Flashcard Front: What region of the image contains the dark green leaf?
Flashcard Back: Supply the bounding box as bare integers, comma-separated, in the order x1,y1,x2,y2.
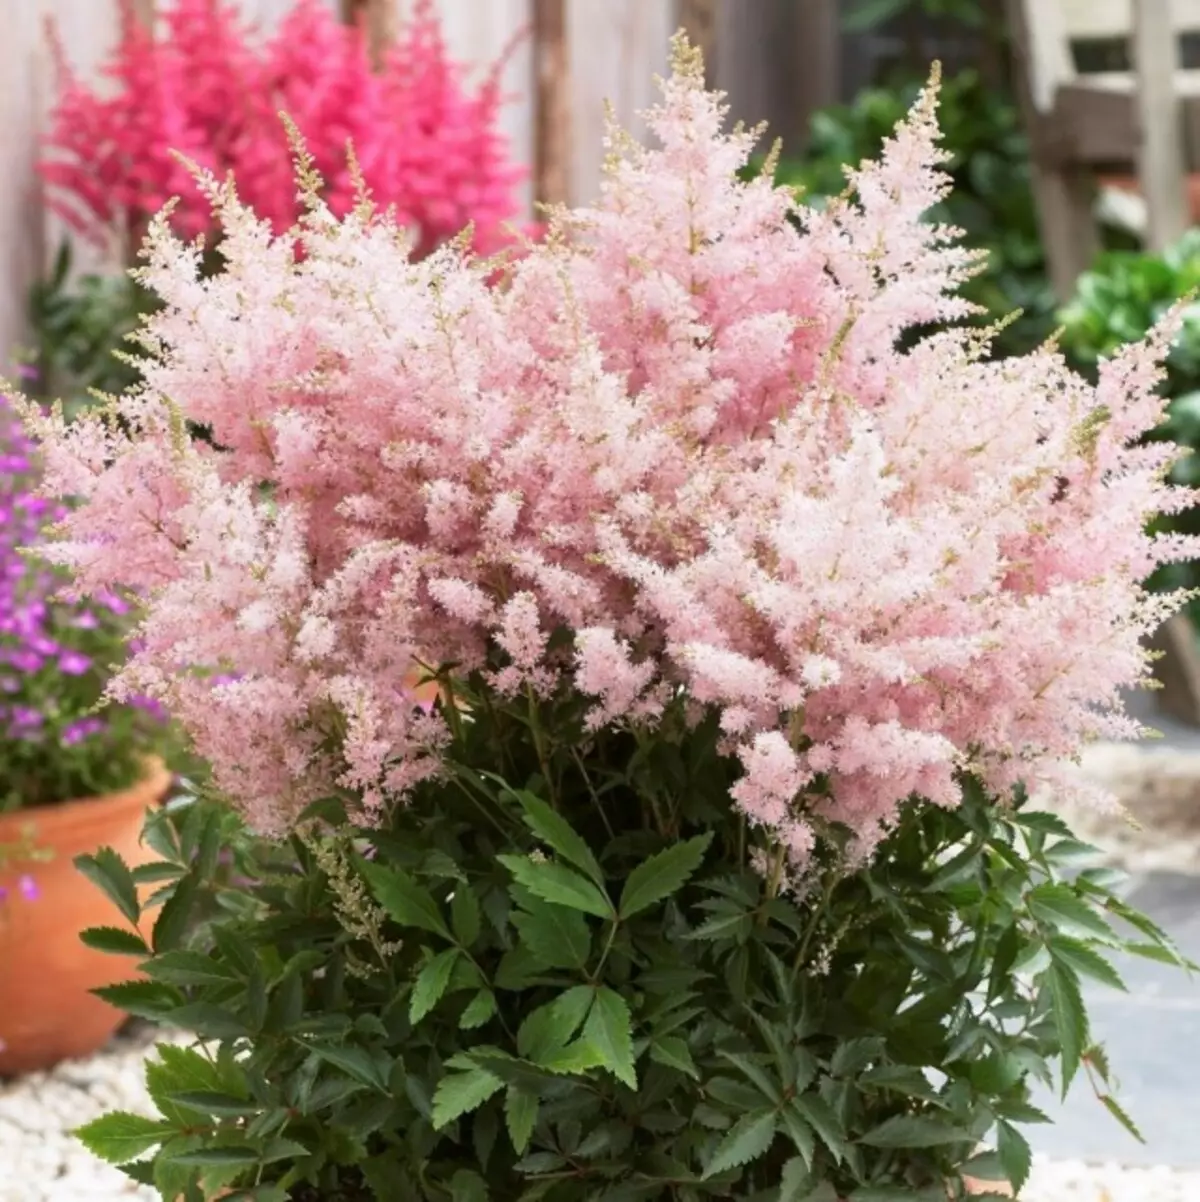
618,834,712,920
152,871,199,954
411,948,462,1024
859,1114,971,1148
505,1086,538,1156
91,980,182,1021
461,990,498,1030
583,986,637,1089
1026,883,1112,939
702,1109,778,1180
305,1043,390,1092
512,897,591,969
168,1092,258,1118
360,859,451,938
519,985,595,1062
1048,936,1127,991
1047,961,1088,1093
163,1145,260,1167
452,885,482,946
649,1036,698,1079
141,950,241,988
497,855,613,918
74,848,140,925
997,1120,1033,1192
79,926,149,956
790,1094,846,1162
451,1169,489,1202
1099,1092,1146,1142
432,1067,504,1130
513,791,605,884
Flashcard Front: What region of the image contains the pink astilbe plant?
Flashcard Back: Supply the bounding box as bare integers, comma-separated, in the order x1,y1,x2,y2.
40,0,524,256
22,44,1198,864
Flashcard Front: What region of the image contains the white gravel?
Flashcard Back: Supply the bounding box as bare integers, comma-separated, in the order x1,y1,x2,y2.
5,739,1200,1200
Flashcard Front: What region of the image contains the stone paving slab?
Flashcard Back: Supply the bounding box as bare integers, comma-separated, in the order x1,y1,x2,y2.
1029,871,1200,1167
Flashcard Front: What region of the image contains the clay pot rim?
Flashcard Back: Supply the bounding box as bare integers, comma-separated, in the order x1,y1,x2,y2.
0,756,173,839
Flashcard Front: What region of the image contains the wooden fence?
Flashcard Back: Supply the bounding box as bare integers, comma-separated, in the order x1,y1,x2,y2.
0,0,841,369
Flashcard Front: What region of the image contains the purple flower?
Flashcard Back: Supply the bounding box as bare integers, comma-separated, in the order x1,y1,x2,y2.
16,364,39,382
57,651,92,676
61,716,105,746
17,875,37,901
95,589,130,616
7,707,44,732
70,610,100,630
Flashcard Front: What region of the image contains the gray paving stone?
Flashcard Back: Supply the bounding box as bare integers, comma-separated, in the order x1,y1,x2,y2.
1028,871,1200,1166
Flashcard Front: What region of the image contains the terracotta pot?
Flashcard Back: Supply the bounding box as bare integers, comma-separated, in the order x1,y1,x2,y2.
0,760,172,1076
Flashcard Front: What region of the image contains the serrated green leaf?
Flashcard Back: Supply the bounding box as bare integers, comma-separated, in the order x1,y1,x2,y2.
141,949,240,988
519,985,595,1062
997,1120,1032,1192
74,1112,173,1165
74,848,140,925
461,990,498,1029
618,833,712,920
513,791,605,885
1046,961,1088,1093
411,948,462,1024
701,1108,777,1180
505,1086,538,1156
432,1067,504,1130
780,1155,814,1201
167,1091,258,1118
498,855,612,918
360,859,451,939
163,1145,260,1167
719,1051,782,1104
780,1107,816,1169
305,1043,390,1092
791,1094,846,1162
512,897,591,969
859,1114,970,1148
451,885,482,946
91,980,183,1021
539,1039,606,1075
649,1035,698,1079
583,986,637,1089
1099,1092,1146,1142
451,1169,490,1202
1048,936,1127,991
79,925,150,956
1027,883,1112,939
152,871,199,953
830,1036,885,1077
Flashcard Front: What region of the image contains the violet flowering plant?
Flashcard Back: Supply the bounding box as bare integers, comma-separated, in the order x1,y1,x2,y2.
0,389,172,810
21,42,1200,1202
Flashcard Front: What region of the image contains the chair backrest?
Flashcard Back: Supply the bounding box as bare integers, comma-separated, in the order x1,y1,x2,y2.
1021,0,1200,110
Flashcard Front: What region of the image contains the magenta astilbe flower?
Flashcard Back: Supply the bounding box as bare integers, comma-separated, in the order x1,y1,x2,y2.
38,0,526,257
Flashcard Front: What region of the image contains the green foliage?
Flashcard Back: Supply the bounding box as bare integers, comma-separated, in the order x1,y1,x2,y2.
1058,230,1200,621
767,71,1057,359
75,682,1187,1201
23,240,155,417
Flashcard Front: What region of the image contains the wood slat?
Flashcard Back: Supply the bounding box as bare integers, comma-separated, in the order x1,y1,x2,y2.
1059,0,1200,41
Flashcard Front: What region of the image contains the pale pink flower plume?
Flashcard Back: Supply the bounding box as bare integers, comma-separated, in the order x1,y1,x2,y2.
22,40,1198,859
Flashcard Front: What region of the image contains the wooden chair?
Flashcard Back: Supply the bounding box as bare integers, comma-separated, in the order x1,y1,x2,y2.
1008,0,1198,298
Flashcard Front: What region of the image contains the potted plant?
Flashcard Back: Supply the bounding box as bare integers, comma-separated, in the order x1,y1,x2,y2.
0,387,176,1075
22,41,1193,1200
